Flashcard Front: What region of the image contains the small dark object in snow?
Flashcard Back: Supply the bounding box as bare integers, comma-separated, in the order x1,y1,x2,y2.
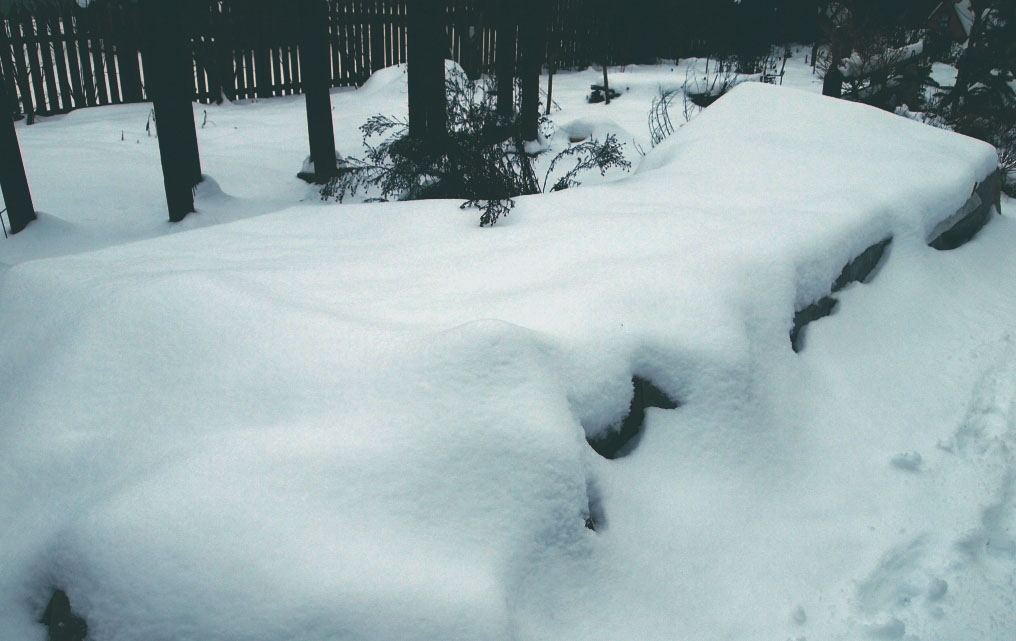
686,91,722,108
790,296,839,353
40,589,87,641
588,84,620,104
587,376,679,459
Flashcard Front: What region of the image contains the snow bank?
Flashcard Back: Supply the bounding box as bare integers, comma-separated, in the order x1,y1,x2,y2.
0,80,1007,641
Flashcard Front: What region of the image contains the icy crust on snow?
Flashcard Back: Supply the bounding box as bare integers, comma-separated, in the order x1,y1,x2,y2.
0,83,1004,641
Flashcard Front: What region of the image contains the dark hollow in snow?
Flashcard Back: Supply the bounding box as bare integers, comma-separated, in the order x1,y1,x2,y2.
928,170,1002,251
584,478,607,531
40,589,88,641
791,237,892,352
792,170,1002,352
587,376,680,459
790,296,839,353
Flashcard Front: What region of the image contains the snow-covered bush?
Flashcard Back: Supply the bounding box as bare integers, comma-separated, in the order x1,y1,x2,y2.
893,104,950,130
321,68,630,226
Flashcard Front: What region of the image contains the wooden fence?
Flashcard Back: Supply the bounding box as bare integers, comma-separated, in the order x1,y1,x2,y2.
0,0,633,121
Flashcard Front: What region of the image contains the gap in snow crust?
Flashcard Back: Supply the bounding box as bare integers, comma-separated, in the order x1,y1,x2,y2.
2,53,1015,641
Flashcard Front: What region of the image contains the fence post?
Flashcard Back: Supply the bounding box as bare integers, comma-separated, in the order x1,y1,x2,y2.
0,75,35,234
138,0,202,222
494,0,517,118
407,0,445,144
299,0,337,182
518,3,545,141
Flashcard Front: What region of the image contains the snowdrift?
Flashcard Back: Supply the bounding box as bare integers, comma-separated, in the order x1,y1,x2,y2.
0,83,1009,641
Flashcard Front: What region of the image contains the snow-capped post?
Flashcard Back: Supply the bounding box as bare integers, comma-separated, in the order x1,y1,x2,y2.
519,4,545,141
494,0,518,119
138,0,202,222
298,0,338,182
407,0,445,145
0,76,34,234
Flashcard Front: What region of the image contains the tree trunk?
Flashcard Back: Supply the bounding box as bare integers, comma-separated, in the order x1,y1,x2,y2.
495,0,517,118
545,70,553,115
139,0,201,222
299,0,337,181
945,8,987,109
408,0,445,145
602,64,610,105
519,3,545,141
0,78,34,234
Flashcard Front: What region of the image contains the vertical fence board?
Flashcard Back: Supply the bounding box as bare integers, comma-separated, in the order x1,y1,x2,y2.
19,16,48,113
241,4,256,100
73,10,96,108
47,13,72,111
102,4,121,104
34,14,62,112
85,7,110,105
0,18,27,118
60,5,85,107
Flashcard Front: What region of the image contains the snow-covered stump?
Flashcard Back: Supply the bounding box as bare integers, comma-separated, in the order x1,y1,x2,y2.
138,0,202,222
39,590,86,641
297,0,338,184
0,77,34,234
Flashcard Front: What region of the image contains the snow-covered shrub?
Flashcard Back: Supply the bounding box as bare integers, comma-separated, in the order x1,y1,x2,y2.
648,88,680,147
930,1,1016,195
894,104,950,130
952,113,1016,196
682,63,746,109
837,38,933,111
321,68,630,226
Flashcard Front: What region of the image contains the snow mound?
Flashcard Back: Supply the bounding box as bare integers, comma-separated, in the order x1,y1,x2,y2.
0,81,1007,641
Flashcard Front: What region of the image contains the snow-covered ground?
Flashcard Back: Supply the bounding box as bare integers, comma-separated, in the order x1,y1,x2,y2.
2,51,1015,641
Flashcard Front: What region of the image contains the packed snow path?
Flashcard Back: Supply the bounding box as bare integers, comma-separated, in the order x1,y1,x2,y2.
1,61,1014,641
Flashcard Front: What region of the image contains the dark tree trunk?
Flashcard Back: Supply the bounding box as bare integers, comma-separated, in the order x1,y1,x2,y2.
426,1,446,145
299,0,337,181
139,0,202,222
945,9,987,109
408,0,445,145
602,64,610,105
822,66,843,97
822,25,849,98
545,70,553,115
495,0,517,118
0,77,34,234
117,4,145,103
519,4,545,141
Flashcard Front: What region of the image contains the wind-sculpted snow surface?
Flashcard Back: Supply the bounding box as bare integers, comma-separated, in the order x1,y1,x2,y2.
1,81,1014,641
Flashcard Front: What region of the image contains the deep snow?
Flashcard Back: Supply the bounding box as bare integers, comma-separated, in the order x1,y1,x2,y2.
1,53,1014,641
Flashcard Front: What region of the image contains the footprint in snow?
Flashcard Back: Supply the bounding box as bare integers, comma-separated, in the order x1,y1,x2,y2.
890,451,923,471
